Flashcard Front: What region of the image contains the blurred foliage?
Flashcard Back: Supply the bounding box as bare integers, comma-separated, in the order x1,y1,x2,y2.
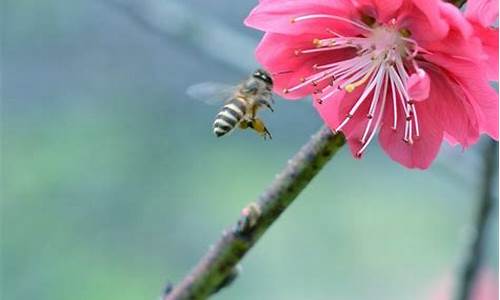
1,0,498,300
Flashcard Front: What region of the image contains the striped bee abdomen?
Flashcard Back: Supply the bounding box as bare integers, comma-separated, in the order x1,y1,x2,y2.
213,97,247,137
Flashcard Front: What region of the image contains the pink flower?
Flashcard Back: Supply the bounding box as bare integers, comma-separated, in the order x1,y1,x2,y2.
465,0,499,80
245,0,499,169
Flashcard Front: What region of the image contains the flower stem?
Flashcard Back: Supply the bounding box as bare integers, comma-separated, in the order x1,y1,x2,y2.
454,141,498,300
163,127,345,300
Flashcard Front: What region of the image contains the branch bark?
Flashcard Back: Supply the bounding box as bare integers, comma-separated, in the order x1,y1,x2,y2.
454,141,498,300
164,126,345,300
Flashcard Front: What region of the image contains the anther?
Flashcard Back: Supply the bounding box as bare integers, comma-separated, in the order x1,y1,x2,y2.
283,88,289,94
399,28,412,38
294,49,301,56
361,15,376,27
345,84,356,93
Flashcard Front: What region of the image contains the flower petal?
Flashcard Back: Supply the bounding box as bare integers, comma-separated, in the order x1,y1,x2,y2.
424,53,499,140
379,100,443,169
472,24,499,81
422,63,480,147
244,0,361,36
407,0,450,40
313,86,351,129
354,0,403,22
407,69,430,101
465,0,499,27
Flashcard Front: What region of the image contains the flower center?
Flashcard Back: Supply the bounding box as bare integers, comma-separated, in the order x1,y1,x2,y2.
286,15,425,156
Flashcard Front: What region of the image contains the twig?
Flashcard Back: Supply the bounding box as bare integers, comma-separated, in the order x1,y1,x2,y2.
454,141,498,300
163,127,345,300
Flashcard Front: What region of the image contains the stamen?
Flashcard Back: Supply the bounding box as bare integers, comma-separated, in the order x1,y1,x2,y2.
292,14,373,32
361,69,386,143
345,63,378,92
335,65,383,132
390,77,398,130
287,15,425,150
411,104,420,137
357,71,390,156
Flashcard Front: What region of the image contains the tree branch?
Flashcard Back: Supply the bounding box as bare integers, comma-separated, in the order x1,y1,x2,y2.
163,126,345,300
454,141,498,300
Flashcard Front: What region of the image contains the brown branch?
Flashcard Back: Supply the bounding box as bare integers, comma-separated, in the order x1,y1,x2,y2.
454,141,498,300
163,126,345,300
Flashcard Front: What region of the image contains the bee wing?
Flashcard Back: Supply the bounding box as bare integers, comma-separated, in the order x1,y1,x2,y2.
186,82,236,105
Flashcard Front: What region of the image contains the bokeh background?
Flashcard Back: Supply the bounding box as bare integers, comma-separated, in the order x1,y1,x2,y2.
2,1,498,299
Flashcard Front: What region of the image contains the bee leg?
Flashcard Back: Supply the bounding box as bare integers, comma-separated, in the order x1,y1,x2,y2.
250,118,272,140
259,99,274,112
238,119,250,129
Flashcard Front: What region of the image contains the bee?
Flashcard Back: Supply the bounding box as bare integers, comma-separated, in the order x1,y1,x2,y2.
187,69,274,139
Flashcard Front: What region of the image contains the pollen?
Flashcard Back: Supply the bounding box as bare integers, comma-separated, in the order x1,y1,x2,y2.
345,84,356,93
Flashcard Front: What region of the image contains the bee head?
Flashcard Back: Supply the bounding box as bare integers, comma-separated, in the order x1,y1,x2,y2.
252,69,273,86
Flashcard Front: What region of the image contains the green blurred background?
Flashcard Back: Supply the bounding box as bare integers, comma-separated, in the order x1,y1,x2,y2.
2,1,498,299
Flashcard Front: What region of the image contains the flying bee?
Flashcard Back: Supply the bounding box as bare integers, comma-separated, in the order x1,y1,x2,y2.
187,69,274,139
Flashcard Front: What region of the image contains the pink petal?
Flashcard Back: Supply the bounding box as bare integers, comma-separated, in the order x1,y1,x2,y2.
354,0,404,22
379,100,443,169
244,0,361,36
407,69,430,101
424,53,499,140
439,2,473,38
472,23,499,81
465,0,499,27
407,0,450,40
422,62,480,147
375,0,404,21
313,86,350,129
